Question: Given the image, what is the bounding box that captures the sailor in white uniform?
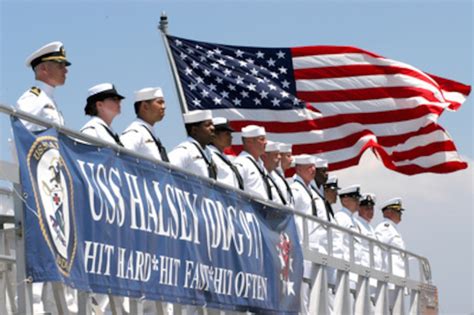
[208,117,243,189]
[289,154,320,314]
[234,125,271,200]
[120,87,169,162]
[271,143,294,206]
[322,176,339,222]
[262,141,290,205]
[375,198,407,278]
[80,83,124,146]
[355,193,382,269]
[278,142,293,179]
[333,185,362,260]
[17,41,72,314]
[311,158,329,219]
[17,41,70,131]
[169,110,217,179]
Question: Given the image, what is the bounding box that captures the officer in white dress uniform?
[234,125,271,200]
[80,83,124,146]
[17,41,70,131]
[355,193,382,269]
[375,198,406,278]
[333,185,362,262]
[208,117,243,189]
[120,87,169,162]
[262,141,290,206]
[169,110,217,179]
[17,41,73,314]
[289,154,319,314]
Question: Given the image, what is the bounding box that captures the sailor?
[208,117,243,189]
[310,158,330,219]
[169,110,217,179]
[262,141,289,205]
[234,125,270,200]
[80,83,125,146]
[17,42,73,315]
[17,41,70,131]
[322,176,339,222]
[272,143,294,205]
[355,193,383,269]
[289,154,319,315]
[333,185,362,261]
[120,87,169,161]
[375,198,407,278]
[278,142,293,176]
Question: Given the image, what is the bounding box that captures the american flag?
[167,34,470,175]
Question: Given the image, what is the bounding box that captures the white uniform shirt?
[169,137,214,178]
[17,81,64,131]
[333,207,360,261]
[120,118,165,161]
[354,216,383,270]
[208,144,240,189]
[80,116,119,145]
[234,151,269,200]
[375,219,406,277]
[290,175,321,248]
[271,170,294,206]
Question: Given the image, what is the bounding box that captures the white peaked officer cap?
[294,154,315,165]
[279,143,292,153]
[314,157,329,168]
[265,141,280,152]
[339,184,361,198]
[360,193,376,206]
[134,87,164,102]
[26,41,71,68]
[324,176,340,190]
[380,197,404,212]
[86,83,125,104]
[183,110,213,124]
[241,125,266,138]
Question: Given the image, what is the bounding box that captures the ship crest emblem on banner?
[27,136,77,276]
[276,232,295,296]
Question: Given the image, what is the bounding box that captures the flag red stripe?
[296,86,442,103]
[229,105,444,133]
[294,65,437,89]
[389,140,458,162]
[291,46,382,58]
[428,73,472,95]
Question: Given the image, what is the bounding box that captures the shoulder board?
[122,129,139,135]
[176,145,187,150]
[29,86,41,96]
[81,126,96,131]
[384,223,390,227]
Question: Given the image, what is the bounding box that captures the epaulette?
[122,129,138,135]
[81,126,96,132]
[384,223,389,227]
[30,86,41,96]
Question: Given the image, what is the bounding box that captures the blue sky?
[0,1,472,313]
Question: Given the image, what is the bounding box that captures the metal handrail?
[0,102,433,285]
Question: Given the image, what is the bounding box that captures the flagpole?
[158,13,189,114]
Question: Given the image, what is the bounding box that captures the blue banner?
[12,118,303,314]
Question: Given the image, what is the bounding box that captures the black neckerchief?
[324,200,335,222]
[191,142,217,180]
[140,124,169,162]
[295,179,318,217]
[246,156,272,200]
[99,123,123,147]
[275,170,294,204]
[214,151,244,190]
[266,173,287,205]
